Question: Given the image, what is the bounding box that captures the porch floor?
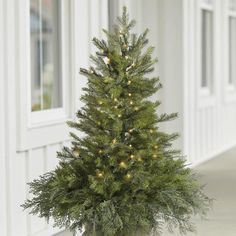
[164,147,236,236]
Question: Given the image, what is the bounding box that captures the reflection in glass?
[229,16,236,86]
[30,0,62,111]
[201,9,213,89]
[229,0,236,11]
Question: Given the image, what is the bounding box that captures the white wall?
[184,0,236,166]
[0,0,7,235]
[0,0,108,236]
[157,0,184,151]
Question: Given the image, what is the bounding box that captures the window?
[196,0,215,108]
[229,0,236,10]
[201,5,213,92]
[229,16,236,87]
[30,0,62,111]
[228,1,236,89]
[16,0,72,151]
[222,0,236,102]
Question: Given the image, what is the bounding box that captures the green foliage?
[22,7,212,236]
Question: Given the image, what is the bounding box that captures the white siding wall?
[184,0,236,166]
[117,0,236,166]
[128,0,236,167]
[0,0,7,235]
[0,0,108,236]
[157,0,184,152]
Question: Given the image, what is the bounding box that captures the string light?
[112,139,117,144]
[128,129,133,133]
[125,56,129,59]
[118,114,122,118]
[125,173,132,181]
[119,161,127,168]
[153,154,157,158]
[128,93,132,97]
[98,172,103,178]
[150,129,154,134]
[134,107,139,111]
[137,157,142,162]
[114,98,118,102]
[98,101,103,105]
[127,80,131,85]
[96,171,103,178]
[98,150,103,154]
[130,154,135,159]
[73,149,80,156]
[129,144,132,148]
[129,101,134,105]
[154,145,158,149]
[114,106,118,109]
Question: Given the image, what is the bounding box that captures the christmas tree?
[22,7,211,236]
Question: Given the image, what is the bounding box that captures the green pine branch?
[22,6,212,236]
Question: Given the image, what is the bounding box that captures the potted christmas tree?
[22,7,211,236]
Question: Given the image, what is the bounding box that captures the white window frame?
[16,0,74,151]
[196,0,216,108]
[223,0,236,102]
[30,0,68,124]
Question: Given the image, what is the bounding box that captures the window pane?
[229,16,236,85]
[229,0,236,11]
[201,9,213,89]
[30,0,62,112]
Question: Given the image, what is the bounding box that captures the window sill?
[17,120,70,152]
[197,88,215,109]
[200,2,213,12]
[30,108,68,128]
[223,87,236,103]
